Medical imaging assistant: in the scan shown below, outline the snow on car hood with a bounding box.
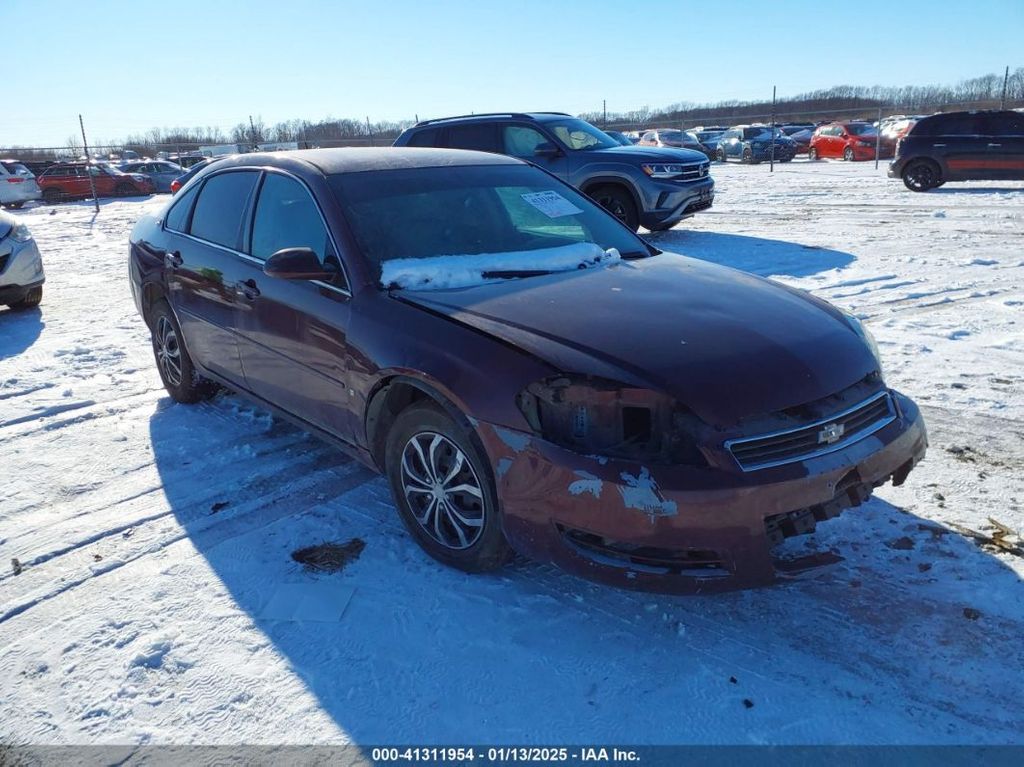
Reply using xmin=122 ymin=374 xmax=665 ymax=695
xmin=380 ymin=242 xmax=620 ymax=291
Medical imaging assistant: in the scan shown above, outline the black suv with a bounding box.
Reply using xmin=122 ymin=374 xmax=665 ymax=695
xmin=889 ymin=110 xmax=1024 ymax=191
xmin=394 ymin=112 xmax=713 ymax=232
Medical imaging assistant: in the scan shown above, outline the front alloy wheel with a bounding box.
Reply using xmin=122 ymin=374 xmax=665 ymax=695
xmin=400 ymin=432 xmax=484 ymax=550
xmin=385 ymin=403 xmax=512 ymax=572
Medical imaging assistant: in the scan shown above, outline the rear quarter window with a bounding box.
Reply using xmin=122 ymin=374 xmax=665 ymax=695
xmin=164 ymin=183 xmax=200 ymax=232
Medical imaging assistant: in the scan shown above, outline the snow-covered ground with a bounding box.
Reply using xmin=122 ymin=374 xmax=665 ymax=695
xmin=1 ymin=160 xmax=1022 ymax=746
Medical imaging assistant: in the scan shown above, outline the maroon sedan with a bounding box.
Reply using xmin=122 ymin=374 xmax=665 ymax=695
xmin=128 ymin=148 xmax=926 ymax=593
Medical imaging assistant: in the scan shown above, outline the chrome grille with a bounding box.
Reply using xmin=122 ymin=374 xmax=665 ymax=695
xmin=725 ymin=391 xmax=897 ymax=472
xmin=677 ymin=162 xmax=710 ymax=181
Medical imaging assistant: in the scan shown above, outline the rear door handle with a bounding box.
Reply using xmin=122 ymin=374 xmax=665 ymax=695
xmin=932 ymin=143 xmax=946 ymax=147
xmin=235 ymin=278 xmax=261 ymax=300
xmin=987 ymin=143 xmax=1002 ymax=147
xmin=164 ymin=250 xmax=182 ymax=268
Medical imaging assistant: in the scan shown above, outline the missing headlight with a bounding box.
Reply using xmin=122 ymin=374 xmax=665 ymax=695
xmin=516 ymin=376 xmax=706 ymax=466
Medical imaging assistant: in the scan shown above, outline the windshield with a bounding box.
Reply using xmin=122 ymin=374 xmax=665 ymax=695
xmin=330 ymin=164 xmax=648 ymax=286
xmin=742 ymin=127 xmax=773 ymax=140
xmin=544 ymin=119 xmax=620 ymax=150
xmin=847 ymin=123 xmax=877 ymax=136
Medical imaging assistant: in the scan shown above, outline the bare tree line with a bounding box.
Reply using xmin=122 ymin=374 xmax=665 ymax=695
xmin=3 ymin=67 xmax=1021 ymax=159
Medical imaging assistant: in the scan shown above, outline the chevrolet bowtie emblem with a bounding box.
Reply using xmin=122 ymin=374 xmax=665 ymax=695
xmin=818 ymin=422 xmax=845 ymax=445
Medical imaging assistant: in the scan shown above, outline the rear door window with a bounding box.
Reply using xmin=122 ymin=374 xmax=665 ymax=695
xmin=189 ymin=171 xmax=259 ymax=249
xmin=447 ymin=123 xmax=500 ymax=153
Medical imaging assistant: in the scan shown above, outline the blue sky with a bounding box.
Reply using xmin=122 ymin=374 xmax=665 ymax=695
xmin=3 ymin=0 xmax=1021 ymax=146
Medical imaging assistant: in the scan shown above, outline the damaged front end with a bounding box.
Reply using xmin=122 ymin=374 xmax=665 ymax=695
xmin=476 ymin=376 xmax=928 ymax=594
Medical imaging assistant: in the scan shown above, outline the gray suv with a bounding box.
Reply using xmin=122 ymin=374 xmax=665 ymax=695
xmin=394 ymin=112 xmax=714 ymax=232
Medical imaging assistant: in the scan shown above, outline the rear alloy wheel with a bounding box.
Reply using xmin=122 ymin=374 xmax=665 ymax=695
xmin=149 ymin=299 xmax=217 ymax=403
xmin=385 ymin=403 xmax=512 ymax=573
xmin=844 ymin=146 xmax=855 ymax=161
xmin=590 ymin=186 xmax=639 ymax=232
xmin=7 ymin=286 xmax=42 ymax=310
xmin=42 ymin=188 xmax=62 ymax=204
xmin=902 ymin=160 xmax=941 ymax=192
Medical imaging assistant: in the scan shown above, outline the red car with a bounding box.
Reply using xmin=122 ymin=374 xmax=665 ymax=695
xmin=37 ymin=162 xmax=154 ymax=203
xmin=808 ymin=122 xmax=894 ymax=161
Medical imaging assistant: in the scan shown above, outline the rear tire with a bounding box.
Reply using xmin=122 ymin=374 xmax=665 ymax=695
xmin=844 ymin=146 xmax=855 ymax=161
xmin=2 ymin=201 xmax=25 ymax=210
xmin=589 ymin=185 xmax=639 ymax=232
xmin=148 ymin=299 xmax=217 ymax=403
xmin=385 ymin=403 xmax=513 ymax=573
xmin=42 ymin=188 xmax=62 ymax=204
xmin=716 ymin=147 xmax=726 ymax=162
xmin=115 ymin=183 xmax=135 ymax=197
xmin=7 ymin=286 xmax=42 ymax=310
xmin=902 ymin=159 xmax=941 ymax=192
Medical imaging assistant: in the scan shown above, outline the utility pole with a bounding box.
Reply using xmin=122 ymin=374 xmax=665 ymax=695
xmin=79 ymin=114 xmax=99 ymax=213
xmin=249 ymin=115 xmax=258 ymax=152
xmin=1001 ymin=65 xmax=1010 ymax=109
xmin=769 ymin=85 xmax=776 ymax=173
xmin=874 ymin=106 xmax=882 ymax=170
xmin=366 ymin=116 xmax=374 ymax=147
xmin=603 ymin=99 xmax=607 ymax=127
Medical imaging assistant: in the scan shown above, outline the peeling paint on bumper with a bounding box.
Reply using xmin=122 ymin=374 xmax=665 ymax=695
xmin=476 ymin=391 xmax=928 ymax=594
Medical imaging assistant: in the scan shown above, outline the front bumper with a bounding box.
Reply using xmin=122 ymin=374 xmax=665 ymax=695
xmin=887 ymin=157 xmax=908 ymax=178
xmin=477 ymin=391 xmax=927 ymax=594
xmin=639 ymin=176 xmax=715 ymax=229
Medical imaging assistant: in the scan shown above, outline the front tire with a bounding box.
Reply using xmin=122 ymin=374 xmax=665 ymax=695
xmin=902 ymin=160 xmax=941 ymax=192
xmin=385 ymin=403 xmax=513 ymax=573
xmin=149 ymin=299 xmax=217 ymax=403
xmin=808 ymin=147 xmax=819 ymax=161
xmin=2 ymin=201 xmax=25 ymax=210
xmin=7 ymin=285 xmax=42 ymax=309
xmin=42 ymin=188 xmax=62 ymax=204
xmin=115 ymin=183 xmax=135 ymax=197
xmin=844 ymin=146 xmax=855 ymax=161
xmin=590 ymin=186 xmax=639 ymax=232
xmin=716 ymin=147 xmax=726 ymax=162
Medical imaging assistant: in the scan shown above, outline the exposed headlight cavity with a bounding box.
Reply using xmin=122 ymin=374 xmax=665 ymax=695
xmin=516 ymin=375 xmax=706 ymax=466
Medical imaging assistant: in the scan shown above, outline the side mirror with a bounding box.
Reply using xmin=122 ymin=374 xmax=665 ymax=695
xmin=533 ymin=142 xmax=562 ymax=158
xmin=264 ymin=247 xmax=337 ymax=281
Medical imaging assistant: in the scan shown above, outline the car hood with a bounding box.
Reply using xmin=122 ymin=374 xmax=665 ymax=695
xmin=396 ymin=253 xmax=878 ymax=426
xmin=586 ymin=145 xmax=708 ymax=164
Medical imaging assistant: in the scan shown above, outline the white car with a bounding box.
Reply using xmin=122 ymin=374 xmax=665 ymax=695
xmin=0 ymin=210 xmax=44 ymax=309
xmin=0 ymin=160 xmax=43 ymax=209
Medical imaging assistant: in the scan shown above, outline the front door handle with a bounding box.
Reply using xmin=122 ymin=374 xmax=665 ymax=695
xmin=932 ymin=143 xmax=946 ymax=148
xmin=235 ymin=278 xmax=261 ymax=300
xmin=987 ymin=143 xmax=1002 ymax=148
xmin=164 ymin=250 xmax=182 ymax=268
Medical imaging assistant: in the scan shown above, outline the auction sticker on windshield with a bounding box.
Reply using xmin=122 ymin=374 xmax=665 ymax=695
xmin=521 ymin=191 xmax=584 ymax=218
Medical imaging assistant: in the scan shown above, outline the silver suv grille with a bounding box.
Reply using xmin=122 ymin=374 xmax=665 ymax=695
xmin=725 ymin=391 xmax=897 ymax=471
xmin=676 ymin=162 xmax=710 ymax=181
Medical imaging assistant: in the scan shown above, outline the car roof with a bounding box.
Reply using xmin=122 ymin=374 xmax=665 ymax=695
xmin=212 ymin=147 xmax=524 ymax=175
xmin=412 ymin=112 xmax=571 ymax=128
